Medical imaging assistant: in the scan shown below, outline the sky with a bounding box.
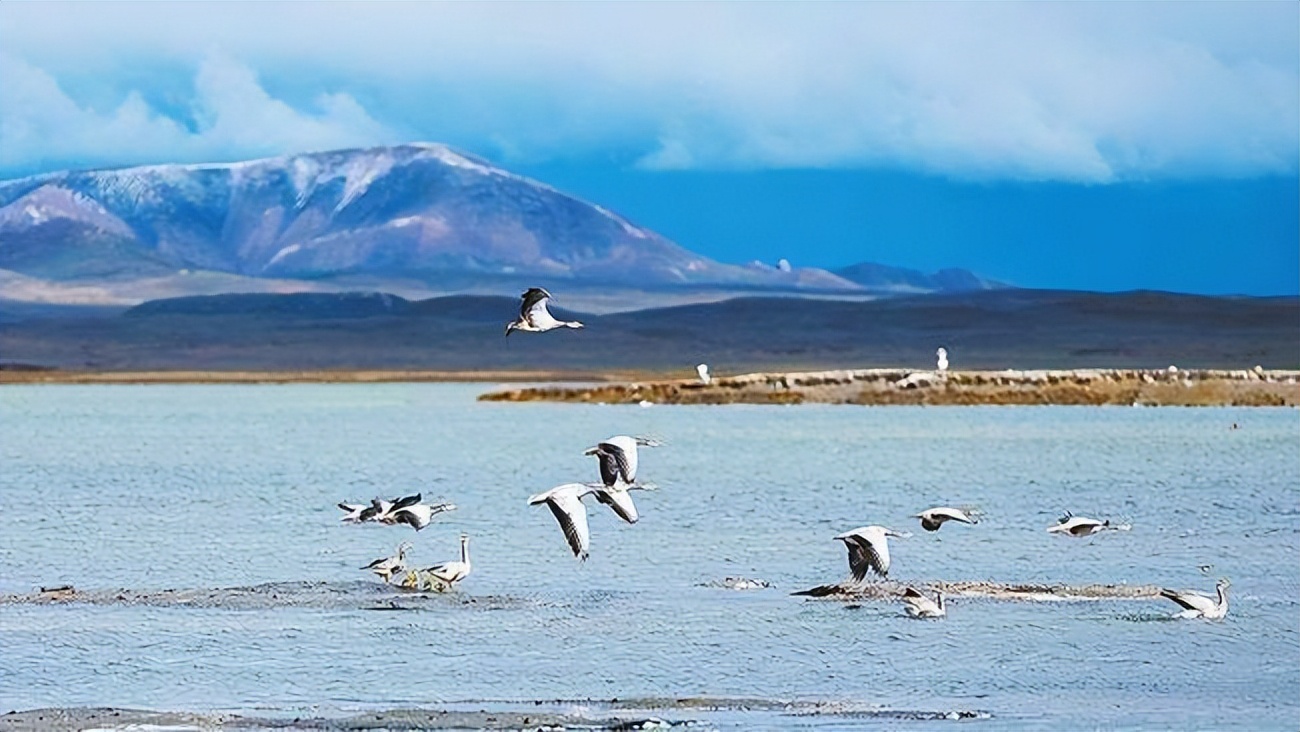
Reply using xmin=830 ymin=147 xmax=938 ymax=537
xmin=0 ymin=2 xmax=1296 ymax=295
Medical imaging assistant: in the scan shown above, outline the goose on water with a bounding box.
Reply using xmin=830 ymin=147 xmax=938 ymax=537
xmin=901 ymin=586 xmax=946 ymax=618
xmin=425 ymin=534 xmax=473 ymax=588
xmin=1160 ymin=578 xmax=1230 ymax=620
xmin=834 ymin=526 xmax=906 ymax=581
xmin=362 ymin=542 xmax=411 ymax=583
xmin=914 ymin=507 xmax=978 ymax=532
xmin=1046 ymin=513 xmax=1110 ymax=537
xmin=504 ymin=287 xmax=583 ymax=336
xmin=382 ymin=501 xmax=457 ymax=531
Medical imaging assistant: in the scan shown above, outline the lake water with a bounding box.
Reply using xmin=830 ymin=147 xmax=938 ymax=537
xmin=1 ymin=384 xmax=1297 ymax=729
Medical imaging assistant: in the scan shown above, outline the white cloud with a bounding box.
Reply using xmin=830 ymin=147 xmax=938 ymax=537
xmin=0 ymin=3 xmax=1294 ymax=181
xmin=0 ymin=54 xmax=397 ymax=173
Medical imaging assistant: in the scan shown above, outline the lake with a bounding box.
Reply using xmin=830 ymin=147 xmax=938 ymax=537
xmin=1 ymin=384 xmax=1296 ymax=729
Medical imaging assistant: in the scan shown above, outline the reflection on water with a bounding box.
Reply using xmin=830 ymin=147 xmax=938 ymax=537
xmin=0 ymin=384 xmax=1296 ymax=729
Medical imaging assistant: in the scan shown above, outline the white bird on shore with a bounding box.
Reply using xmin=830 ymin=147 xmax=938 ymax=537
xmin=901 ymin=586 xmax=946 ymax=618
xmin=1161 ymin=578 xmax=1230 ymax=620
xmin=382 ymin=501 xmax=457 ymax=531
xmin=504 ymin=287 xmax=583 ymax=336
xmin=914 ymin=507 xmax=979 ymax=532
xmin=696 ymin=364 xmax=711 ymax=384
xmin=834 ymin=526 xmax=907 ymax=581
xmin=529 ymin=483 xmax=599 ymax=560
xmin=586 ymin=435 xmax=661 ymax=487
xmin=1046 ymin=513 xmax=1111 ymax=537
xmin=362 ymin=542 xmax=411 ymax=583
xmin=936 ymin=347 xmax=949 ymax=373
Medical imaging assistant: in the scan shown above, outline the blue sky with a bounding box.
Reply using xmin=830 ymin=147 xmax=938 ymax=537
xmin=1 ymin=3 xmax=1296 ymax=294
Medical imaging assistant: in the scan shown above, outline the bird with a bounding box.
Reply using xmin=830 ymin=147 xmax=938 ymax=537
xmin=344 ymin=493 xmax=422 ymax=523
xmin=585 ymin=435 xmax=661 ymax=487
xmin=382 ymin=501 xmax=457 ymax=531
xmin=834 ymin=526 xmax=906 ymax=581
xmin=1046 ymin=513 xmax=1111 ymax=537
xmin=1160 ymin=578 xmax=1230 ymax=620
xmin=504 ymin=287 xmax=583 ymax=336
xmin=696 ymin=364 xmax=711 ymax=384
xmin=936 ymin=347 xmax=949 ymax=373
xmin=529 ymin=483 xmax=599 ymax=560
xmin=421 ymin=534 xmax=473 ymax=590
xmin=914 ymin=506 xmax=978 ymax=532
xmin=901 ymin=586 xmax=946 ymax=618
xmin=362 ymin=542 xmax=411 ymax=583
xmin=337 ymin=502 xmax=368 ymax=523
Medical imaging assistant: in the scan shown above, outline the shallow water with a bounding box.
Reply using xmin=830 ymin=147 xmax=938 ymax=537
xmin=1 ymin=384 xmax=1297 ymax=729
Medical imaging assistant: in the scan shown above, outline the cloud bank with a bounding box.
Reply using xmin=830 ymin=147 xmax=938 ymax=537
xmin=0 ymin=3 xmax=1295 ymax=181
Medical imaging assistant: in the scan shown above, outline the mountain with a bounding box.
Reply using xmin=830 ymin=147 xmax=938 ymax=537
xmin=0 ymin=144 xmax=870 ymax=300
xmin=2 ymin=289 xmax=1293 ymax=372
xmin=833 ymin=262 xmax=1002 ymax=292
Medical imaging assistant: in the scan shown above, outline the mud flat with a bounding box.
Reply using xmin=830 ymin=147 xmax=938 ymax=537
xmin=480 ymin=367 xmax=1300 ymax=406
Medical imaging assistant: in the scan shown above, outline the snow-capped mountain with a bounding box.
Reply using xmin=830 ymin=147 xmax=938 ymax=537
xmin=0 ymin=144 xmax=858 ymax=292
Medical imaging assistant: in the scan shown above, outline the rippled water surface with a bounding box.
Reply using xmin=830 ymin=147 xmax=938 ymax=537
xmin=1 ymin=384 xmax=1297 ymax=729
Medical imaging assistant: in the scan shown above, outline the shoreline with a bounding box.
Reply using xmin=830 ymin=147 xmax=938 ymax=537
xmin=3 ymin=366 xmax=1297 ymax=407
xmin=480 ymin=367 xmax=1300 ymax=406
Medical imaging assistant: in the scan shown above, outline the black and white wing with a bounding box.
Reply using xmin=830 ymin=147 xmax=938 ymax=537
xmin=592 ymin=448 xmax=621 ymax=488
xmin=548 ymin=492 xmax=591 ymax=560
xmin=519 ymin=287 xmax=552 ymax=326
xmin=391 ymin=493 xmax=422 ymax=511
xmin=594 ymin=487 xmax=640 ymax=524
xmin=603 ymin=436 xmax=640 ymax=483
xmin=1160 ymin=589 xmax=1215 ymax=613
xmin=840 ymin=538 xmax=871 ymax=582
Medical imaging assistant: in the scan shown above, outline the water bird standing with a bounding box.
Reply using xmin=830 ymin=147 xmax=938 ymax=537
xmin=914 ymin=506 xmax=978 ymax=532
xmin=362 ymin=542 xmax=411 ymax=583
xmin=901 ymin=586 xmax=946 ymax=618
xmin=1160 ymin=578 xmax=1230 ymax=619
xmin=834 ymin=526 xmax=906 ymax=581
xmin=1046 ymin=513 xmax=1111 ymax=537
xmin=420 ymin=534 xmax=473 ymax=590
xmin=504 ymin=287 xmax=583 ymax=336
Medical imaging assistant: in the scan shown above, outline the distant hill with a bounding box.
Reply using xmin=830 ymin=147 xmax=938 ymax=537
xmin=833 ymin=262 xmax=1002 ymax=292
xmin=0 ymin=144 xmax=876 ymax=296
xmin=0 ymin=145 xmax=1021 ymax=306
xmin=3 ymin=289 xmax=1294 ymax=372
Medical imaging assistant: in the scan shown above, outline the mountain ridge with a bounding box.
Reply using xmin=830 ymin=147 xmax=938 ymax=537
xmin=0 ymin=144 xmax=1000 ymax=304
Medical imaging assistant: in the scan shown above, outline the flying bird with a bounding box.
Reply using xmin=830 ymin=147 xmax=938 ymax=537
xmin=834 ymin=526 xmax=906 ymax=581
xmin=901 ymin=586 xmax=946 ymax=618
xmin=338 ymin=502 xmax=368 ymax=523
xmin=505 ymin=287 xmax=584 ymax=336
xmin=1046 ymin=513 xmax=1111 ymax=537
xmin=914 ymin=507 xmax=979 ymax=532
xmin=362 ymin=542 xmax=411 ymax=583
xmin=585 ymin=435 xmax=661 ymax=487
xmin=1160 ymin=578 xmax=1230 ymax=620
xmin=382 ymin=501 xmax=457 ymax=531
xmin=529 ymin=483 xmax=599 ymax=560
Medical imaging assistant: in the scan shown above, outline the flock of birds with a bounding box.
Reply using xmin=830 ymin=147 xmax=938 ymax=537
xmin=338 ymin=287 xmax=1229 ymax=620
